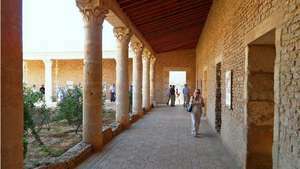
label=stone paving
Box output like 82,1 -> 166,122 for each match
77,106 -> 240,169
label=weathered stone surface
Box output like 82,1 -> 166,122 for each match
114,26 -> 132,128
77,106 -> 240,169
35,142 -> 93,169
131,41 -> 144,116
102,127 -> 113,145
195,0 -> 300,168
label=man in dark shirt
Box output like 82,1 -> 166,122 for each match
39,84 -> 45,94
170,85 -> 176,106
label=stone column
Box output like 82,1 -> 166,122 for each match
150,56 -> 156,107
76,0 -> 107,150
131,41 -> 144,116
43,59 -> 53,106
113,27 -> 132,128
1,0 -> 23,168
142,50 -> 151,111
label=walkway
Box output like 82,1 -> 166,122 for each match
78,106 -> 239,169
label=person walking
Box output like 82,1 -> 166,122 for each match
39,84 -> 45,95
129,85 -> 133,113
32,84 -> 38,92
189,89 -> 204,137
109,83 -> 116,102
166,85 -> 172,106
170,85 -> 176,106
182,84 -> 190,108
175,88 -> 180,104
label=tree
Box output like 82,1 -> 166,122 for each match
56,86 -> 83,134
23,85 -> 49,155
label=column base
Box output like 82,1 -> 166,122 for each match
130,114 -> 140,124
142,107 -> 151,114
133,111 -> 144,117
83,135 -> 103,152
120,121 -> 131,129
138,111 -> 144,117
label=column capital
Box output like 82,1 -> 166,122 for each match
150,56 -> 156,64
113,27 -> 132,43
76,0 -> 108,25
130,41 -> 144,54
43,59 -> 53,65
142,49 -> 151,61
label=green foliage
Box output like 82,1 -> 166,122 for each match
23,136 -> 29,157
23,85 -> 50,156
24,87 -> 42,131
56,86 -> 82,134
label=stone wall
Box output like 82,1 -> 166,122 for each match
23,59 -> 133,98
154,49 -> 196,104
24,60 -> 45,87
247,45 -> 275,169
195,0 -> 300,168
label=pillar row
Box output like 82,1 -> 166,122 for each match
142,50 -> 151,111
77,1 -> 108,150
131,41 -> 144,116
113,27 -> 132,128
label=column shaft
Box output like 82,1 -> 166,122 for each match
77,3 -> 107,150
1,0 -> 23,168
131,42 -> 143,116
150,57 -> 156,107
142,54 -> 150,110
43,59 -> 53,106
114,27 -> 131,128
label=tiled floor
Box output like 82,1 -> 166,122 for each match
77,106 -> 239,169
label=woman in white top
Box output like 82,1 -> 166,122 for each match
189,89 -> 204,137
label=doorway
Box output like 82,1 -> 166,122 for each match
246,30 -> 275,169
215,63 -> 222,133
169,71 -> 187,105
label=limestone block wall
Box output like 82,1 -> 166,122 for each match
154,49 -> 196,104
195,0 -> 300,168
23,58 -> 133,98
247,45 -> 275,169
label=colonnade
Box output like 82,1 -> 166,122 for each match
76,1 -> 156,149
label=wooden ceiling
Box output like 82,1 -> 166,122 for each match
117,0 -> 213,53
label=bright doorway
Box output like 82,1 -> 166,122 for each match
169,71 -> 187,105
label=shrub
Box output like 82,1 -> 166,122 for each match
23,85 -> 50,156
56,86 -> 82,134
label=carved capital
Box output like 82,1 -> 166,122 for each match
130,41 -> 144,54
113,27 -> 132,42
150,56 -> 156,64
76,0 -> 108,25
142,49 -> 151,61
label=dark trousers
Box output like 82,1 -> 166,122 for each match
110,92 -> 115,102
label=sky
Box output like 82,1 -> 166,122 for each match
22,0 -> 117,53
169,71 -> 186,88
